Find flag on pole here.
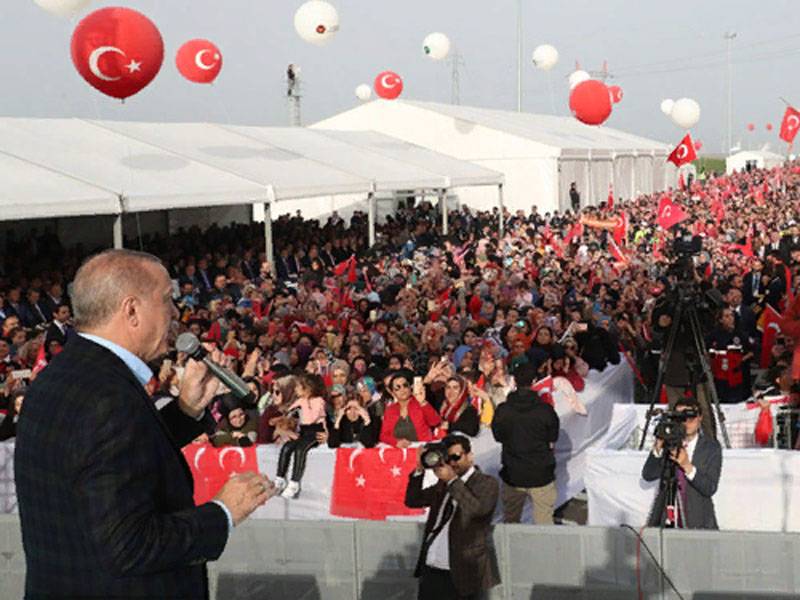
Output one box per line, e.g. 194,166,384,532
667,134,697,167
779,106,800,144
656,195,689,230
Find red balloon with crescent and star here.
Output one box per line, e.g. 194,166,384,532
374,70,403,100
176,39,223,84
70,7,164,100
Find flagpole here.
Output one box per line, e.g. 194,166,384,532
516,0,523,112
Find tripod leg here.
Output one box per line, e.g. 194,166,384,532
639,303,684,450
688,310,731,449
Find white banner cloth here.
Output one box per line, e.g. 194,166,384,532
585,447,800,532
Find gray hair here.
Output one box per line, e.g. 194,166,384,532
71,249,165,330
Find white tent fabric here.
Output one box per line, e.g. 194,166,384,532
0,151,120,220
0,118,269,215
0,118,502,227
726,150,785,174
314,100,676,213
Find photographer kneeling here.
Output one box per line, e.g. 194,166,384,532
405,434,500,600
642,397,722,529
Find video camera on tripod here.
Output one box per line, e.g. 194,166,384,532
648,407,700,450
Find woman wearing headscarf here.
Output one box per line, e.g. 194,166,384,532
256,375,298,444
212,394,258,447
434,375,480,438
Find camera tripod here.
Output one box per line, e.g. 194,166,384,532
639,297,731,450
646,446,688,528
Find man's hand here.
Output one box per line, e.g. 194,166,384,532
433,462,457,484
670,446,692,472
396,439,411,449
214,472,275,526
315,430,328,444
178,348,223,418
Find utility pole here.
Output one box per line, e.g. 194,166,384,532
724,31,737,154
287,63,301,127
516,0,523,112
449,49,464,105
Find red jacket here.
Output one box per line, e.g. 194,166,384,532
379,397,441,446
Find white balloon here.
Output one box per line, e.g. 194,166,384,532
33,0,91,17
660,99,675,117
670,97,701,129
355,84,372,101
422,32,451,61
568,70,590,89
294,0,340,46
532,44,559,71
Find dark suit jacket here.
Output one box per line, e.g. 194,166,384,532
405,467,501,596
15,335,229,599
642,434,722,530
44,322,68,348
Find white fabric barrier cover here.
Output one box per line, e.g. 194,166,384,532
0,363,634,520
620,402,773,450
585,447,800,532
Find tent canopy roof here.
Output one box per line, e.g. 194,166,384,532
317,99,672,157
0,117,502,221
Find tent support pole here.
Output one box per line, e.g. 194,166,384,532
498,184,505,238
368,192,376,247
113,215,123,249
439,189,448,236
264,202,274,275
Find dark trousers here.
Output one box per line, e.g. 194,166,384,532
418,566,479,600
277,423,323,482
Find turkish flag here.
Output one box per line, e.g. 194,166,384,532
779,106,800,144
612,212,627,246
334,255,354,277
32,344,48,376
608,238,629,265
330,446,425,520
759,304,783,368
667,134,697,167
532,376,554,406
607,184,614,211
564,221,584,245
657,195,689,230
182,443,259,506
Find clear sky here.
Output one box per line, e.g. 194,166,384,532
2,0,799,153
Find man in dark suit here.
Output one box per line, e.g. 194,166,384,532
742,258,765,307
642,397,722,529
18,288,48,329
405,434,500,600
15,249,275,599
44,303,71,355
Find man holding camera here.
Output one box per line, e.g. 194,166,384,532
642,397,722,529
405,434,500,600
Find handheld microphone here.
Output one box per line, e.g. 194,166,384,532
175,333,254,402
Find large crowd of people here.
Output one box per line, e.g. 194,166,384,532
2,160,800,515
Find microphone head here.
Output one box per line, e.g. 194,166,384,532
176,332,201,357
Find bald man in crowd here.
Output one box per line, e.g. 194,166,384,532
15,249,275,599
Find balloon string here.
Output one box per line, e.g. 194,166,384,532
212,84,233,125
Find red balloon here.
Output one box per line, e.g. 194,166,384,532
608,85,623,104
766,123,774,131
747,123,755,131
71,7,163,100
374,71,403,100
569,80,612,126
694,140,703,151
176,39,223,84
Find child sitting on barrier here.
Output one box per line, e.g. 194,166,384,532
274,372,328,499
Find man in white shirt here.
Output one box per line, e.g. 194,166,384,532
405,434,500,599
642,398,723,529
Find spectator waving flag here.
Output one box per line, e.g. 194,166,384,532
667,134,697,167
657,195,689,230
531,375,554,406
758,304,783,368
779,105,800,144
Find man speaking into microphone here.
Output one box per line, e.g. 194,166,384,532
15,250,275,599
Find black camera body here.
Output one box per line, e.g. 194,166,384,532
420,442,448,469
653,408,699,450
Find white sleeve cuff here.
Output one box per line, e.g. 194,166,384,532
685,466,696,480
211,499,234,533
652,447,663,458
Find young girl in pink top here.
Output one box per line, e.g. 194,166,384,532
274,373,328,499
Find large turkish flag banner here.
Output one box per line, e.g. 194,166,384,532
330,446,425,520
182,443,259,505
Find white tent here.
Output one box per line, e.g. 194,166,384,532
0,117,502,255
725,150,785,174
313,100,677,214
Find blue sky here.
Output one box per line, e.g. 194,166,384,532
2,0,799,153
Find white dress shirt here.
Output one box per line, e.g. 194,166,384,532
425,466,476,570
